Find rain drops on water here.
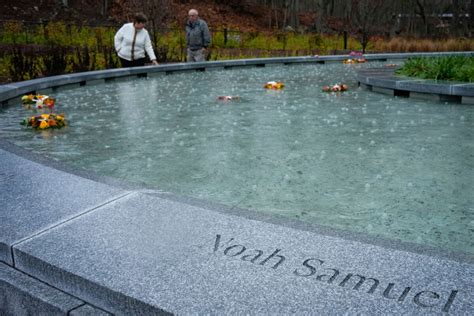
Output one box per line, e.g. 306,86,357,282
364,183,371,192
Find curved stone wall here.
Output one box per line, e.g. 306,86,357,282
2,51,473,104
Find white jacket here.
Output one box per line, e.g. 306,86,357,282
114,23,156,61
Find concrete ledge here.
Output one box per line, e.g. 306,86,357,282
357,63,474,104
1,262,85,315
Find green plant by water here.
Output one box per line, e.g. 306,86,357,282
396,56,474,82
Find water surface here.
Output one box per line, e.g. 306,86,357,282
1,62,473,256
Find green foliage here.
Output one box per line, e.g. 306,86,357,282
155,29,186,62
41,45,70,76
0,22,468,82
7,46,40,81
241,32,281,50
212,30,241,49
396,56,474,82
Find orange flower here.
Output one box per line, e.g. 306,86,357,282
43,98,55,108
39,120,50,129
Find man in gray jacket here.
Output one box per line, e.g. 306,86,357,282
186,9,211,62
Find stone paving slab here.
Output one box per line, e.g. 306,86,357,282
13,193,474,314
0,148,128,265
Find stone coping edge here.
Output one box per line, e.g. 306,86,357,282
0,262,111,315
1,138,473,266
356,63,474,103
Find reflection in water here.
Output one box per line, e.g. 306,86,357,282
1,62,473,256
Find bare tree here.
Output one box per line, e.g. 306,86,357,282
349,0,392,52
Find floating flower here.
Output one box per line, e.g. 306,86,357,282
344,51,366,64
21,94,56,112
349,51,363,57
322,83,349,93
21,113,67,130
21,94,36,105
20,94,66,130
343,58,366,64
217,96,241,101
39,120,50,129
264,81,285,89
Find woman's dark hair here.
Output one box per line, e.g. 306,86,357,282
133,13,148,24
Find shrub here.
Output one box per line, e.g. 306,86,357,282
396,56,474,82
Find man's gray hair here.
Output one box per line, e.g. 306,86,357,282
188,9,198,16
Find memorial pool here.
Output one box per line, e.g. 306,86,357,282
1,62,472,257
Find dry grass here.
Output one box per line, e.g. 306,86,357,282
373,37,474,53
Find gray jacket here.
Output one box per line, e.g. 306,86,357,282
186,19,211,50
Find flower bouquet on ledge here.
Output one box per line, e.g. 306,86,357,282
20,94,67,130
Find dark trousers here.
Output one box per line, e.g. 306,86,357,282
119,57,146,67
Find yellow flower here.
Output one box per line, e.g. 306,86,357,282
264,81,284,89
40,114,50,119
39,120,50,129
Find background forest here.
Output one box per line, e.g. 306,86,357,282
0,0,472,82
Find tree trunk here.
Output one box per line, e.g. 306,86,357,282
290,0,299,29
452,0,460,36
415,0,428,36
102,0,109,16
470,0,474,36
315,0,323,33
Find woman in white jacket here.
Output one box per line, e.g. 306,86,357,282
114,13,159,67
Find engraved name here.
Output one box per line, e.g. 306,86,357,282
213,234,459,313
